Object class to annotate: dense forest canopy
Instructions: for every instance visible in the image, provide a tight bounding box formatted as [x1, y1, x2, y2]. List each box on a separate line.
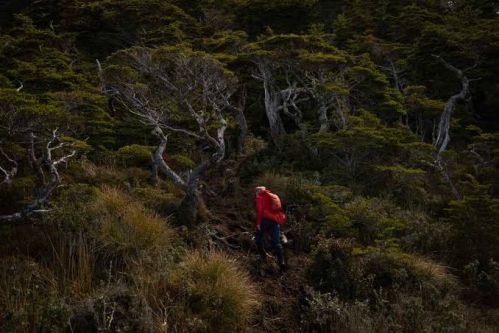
[0, 0, 498, 332]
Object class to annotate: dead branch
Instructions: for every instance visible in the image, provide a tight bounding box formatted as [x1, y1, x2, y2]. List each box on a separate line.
[0, 130, 76, 223]
[0, 145, 18, 187]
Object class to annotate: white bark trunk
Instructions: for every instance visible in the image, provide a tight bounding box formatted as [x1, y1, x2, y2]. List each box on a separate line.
[257, 61, 286, 146]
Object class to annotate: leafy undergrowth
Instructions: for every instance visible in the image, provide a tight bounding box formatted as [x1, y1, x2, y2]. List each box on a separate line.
[202, 161, 499, 333]
[0, 159, 498, 332]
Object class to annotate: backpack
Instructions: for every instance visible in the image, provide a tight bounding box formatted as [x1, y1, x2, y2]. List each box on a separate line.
[266, 191, 283, 212]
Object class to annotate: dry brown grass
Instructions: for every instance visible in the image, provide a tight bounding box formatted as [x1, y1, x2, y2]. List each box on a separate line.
[92, 186, 175, 252]
[48, 231, 96, 297]
[254, 172, 290, 198]
[133, 250, 259, 332]
[399, 253, 458, 289]
[0, 256, 67, 332]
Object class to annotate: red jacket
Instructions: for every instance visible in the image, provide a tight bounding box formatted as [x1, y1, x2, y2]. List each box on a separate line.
[255, 190, 286, 226]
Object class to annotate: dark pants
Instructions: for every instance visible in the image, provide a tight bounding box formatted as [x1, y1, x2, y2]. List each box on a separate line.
[255, 219, 281, 249]
[255, 219, 286, 268]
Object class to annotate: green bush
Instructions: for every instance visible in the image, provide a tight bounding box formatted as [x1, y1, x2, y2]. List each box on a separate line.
[116, 144, 154, 167]
[133, 186, 180, 215]
[344, 197, 407, 248]
[306, 241, 473, 332]
[444, 180, 499, 305]
[169, 153, 196, 169]
[308, 238, 457, 302]
[445, 180, 499, 269]
[70, 160, 153, 188]
[308, 238, 359, 300]
[284, 181, 353, 250]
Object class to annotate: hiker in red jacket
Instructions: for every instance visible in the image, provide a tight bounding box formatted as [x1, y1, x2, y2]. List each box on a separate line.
[254, 186, 287, 270]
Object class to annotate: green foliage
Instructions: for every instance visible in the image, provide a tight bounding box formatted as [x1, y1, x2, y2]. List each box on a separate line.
[115, 144, 154, 166]
[306, 238, 473, 332]
[53, 0, 198, 56]
[1, 0, 499, 330]
[308, 237, 458, 299]
[132, 186, 180, 215]
[169, 153, 196, 169]
[344, 197, 407, 248]
[445, 178, 499, 268]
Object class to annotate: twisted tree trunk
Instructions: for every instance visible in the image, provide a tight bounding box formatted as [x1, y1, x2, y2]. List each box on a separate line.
[431, 55, 475, 200]
[256, 60, 286, 147]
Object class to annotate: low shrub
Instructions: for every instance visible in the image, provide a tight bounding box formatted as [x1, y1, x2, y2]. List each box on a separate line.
[133, 186, 180, 215]
[344, 197, 407, 248]
[308, 238, 457, 302]
[116, 144, 154, 167]
[168, 153, 195, 169]
[308, 238, 360, 300]
[301, 290, 378, 333]
[306, 243, 475, 332]
[70, 283, 154, 333]
[70, 160, 151, 188]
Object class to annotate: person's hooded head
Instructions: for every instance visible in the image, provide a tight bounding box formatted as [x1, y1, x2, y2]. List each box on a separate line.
[255, 186, 266, 197]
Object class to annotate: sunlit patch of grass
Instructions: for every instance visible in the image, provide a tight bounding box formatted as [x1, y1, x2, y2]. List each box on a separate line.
[134, 250, 259, 332]
[92, 186, 174, 253]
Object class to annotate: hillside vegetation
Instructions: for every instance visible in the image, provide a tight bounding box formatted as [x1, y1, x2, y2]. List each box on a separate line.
[0, 1, 498, 332]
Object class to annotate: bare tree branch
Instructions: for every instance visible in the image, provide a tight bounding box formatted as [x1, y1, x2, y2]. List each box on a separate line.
[101, 48, 239, 225]
[0, 146, 18, 187]
[0, 130, 77, 223]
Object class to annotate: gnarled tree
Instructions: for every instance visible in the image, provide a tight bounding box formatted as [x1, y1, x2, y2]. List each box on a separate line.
[246, 34, 397, 150]
[101, 47, 243, 226]
[0, 129, 76, 223]
[430, 55, 477, 199]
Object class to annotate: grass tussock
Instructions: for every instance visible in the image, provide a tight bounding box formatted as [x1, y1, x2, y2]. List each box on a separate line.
[0, 256, 68, 332]
[92, 186, 175, 253]
[254, 172, 289, 197]
[399, 253, 457, 289]
[135, 251, 259, 332]
[48, 232, 96, 297]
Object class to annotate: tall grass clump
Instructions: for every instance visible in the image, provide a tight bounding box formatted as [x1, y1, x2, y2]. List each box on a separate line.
[254, 172, 290, 198]
[91, 186, 175, 254]
[0, 256, 69, 332]
[136, 251, 259, 332]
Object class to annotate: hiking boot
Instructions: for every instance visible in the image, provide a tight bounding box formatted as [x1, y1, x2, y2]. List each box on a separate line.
[257, 242, 266, 261]
[275, 245, 287, 271]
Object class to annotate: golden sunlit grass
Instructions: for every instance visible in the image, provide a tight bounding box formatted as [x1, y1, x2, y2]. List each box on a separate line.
[399, 253, 458, 289]
[134, 250, 259, 332]
[92, 186, 175, 252]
